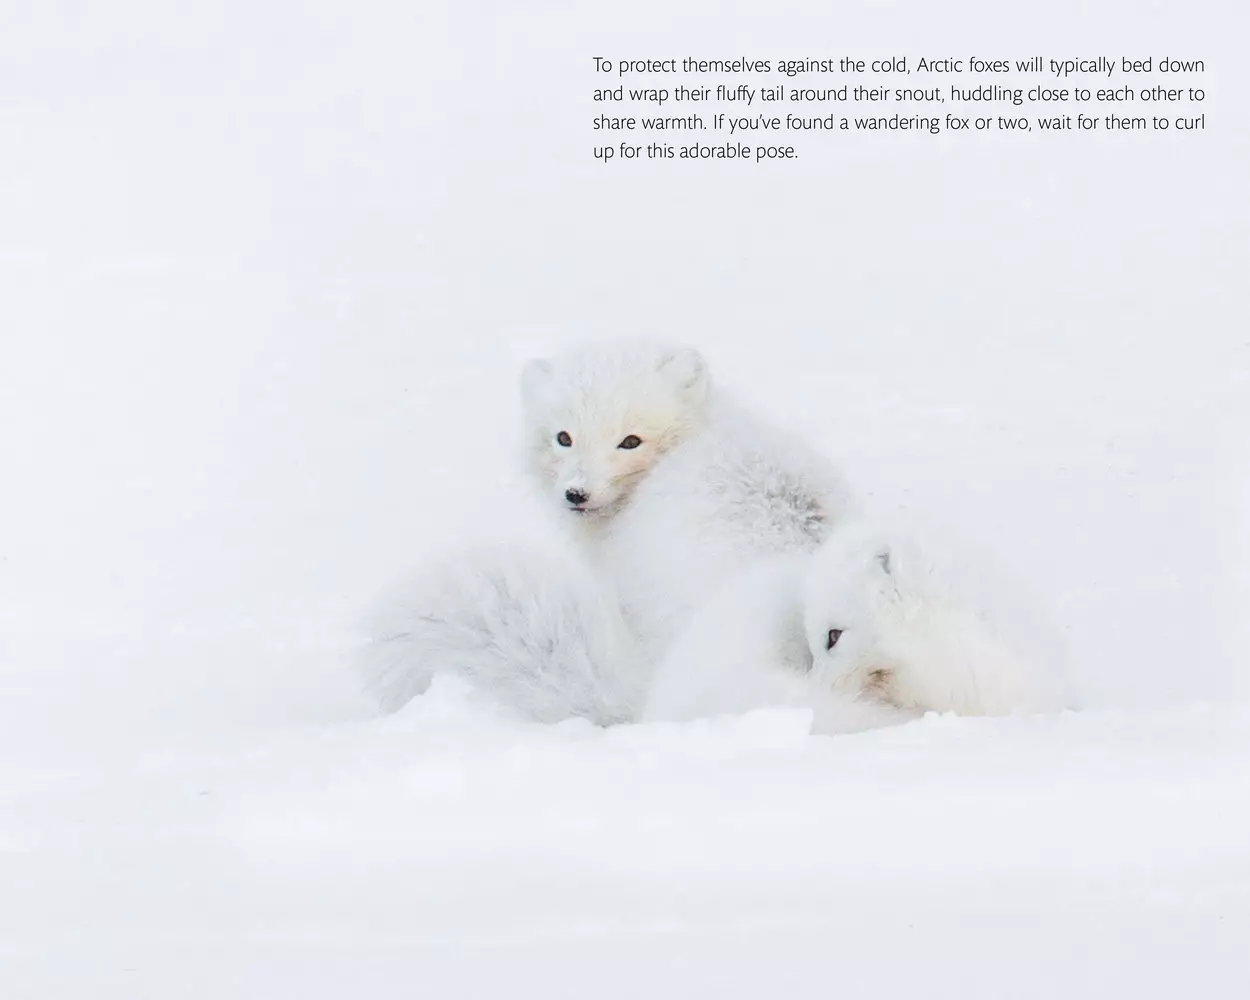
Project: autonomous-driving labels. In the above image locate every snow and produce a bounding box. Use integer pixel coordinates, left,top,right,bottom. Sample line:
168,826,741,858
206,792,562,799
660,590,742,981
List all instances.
1,0,1249,996
4,685,1249,997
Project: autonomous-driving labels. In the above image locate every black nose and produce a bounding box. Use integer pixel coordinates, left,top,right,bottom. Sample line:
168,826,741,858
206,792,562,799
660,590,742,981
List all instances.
565,488,589,506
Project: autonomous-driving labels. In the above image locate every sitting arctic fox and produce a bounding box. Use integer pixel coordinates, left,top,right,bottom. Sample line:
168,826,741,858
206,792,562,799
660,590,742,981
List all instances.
644,523,1072,731
356,340,855,723
521,340,855,661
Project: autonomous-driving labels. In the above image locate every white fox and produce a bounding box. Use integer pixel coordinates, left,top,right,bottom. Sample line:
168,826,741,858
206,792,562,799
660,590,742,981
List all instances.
362,343,1067,729
802,524,1073,718
645,523,1073,731
359,340,856,722
520,339,855,662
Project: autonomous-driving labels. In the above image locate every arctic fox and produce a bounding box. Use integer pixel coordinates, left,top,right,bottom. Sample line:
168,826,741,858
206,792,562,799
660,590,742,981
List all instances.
521,340,855,661
357,542,641,725
645,524,1071,732
357,341,850,724
802,525,1073,717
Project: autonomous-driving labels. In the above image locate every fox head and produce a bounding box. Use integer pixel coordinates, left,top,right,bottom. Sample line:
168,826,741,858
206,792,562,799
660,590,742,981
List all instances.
802,526,1058,715
520,342,709,521
801,527,916,707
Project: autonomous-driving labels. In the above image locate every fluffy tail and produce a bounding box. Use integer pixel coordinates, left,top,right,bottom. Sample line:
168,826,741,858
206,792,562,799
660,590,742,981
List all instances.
357,543,640,725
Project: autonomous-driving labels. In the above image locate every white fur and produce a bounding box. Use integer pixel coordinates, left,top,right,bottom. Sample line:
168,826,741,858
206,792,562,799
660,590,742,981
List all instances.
363,342,1065,732
644,523,1072,731
803,524,1074,716
643,554,813,721
521,341,709,521
357,543,641,725
360,339,853,728
643,553,910,733
521,341,855,662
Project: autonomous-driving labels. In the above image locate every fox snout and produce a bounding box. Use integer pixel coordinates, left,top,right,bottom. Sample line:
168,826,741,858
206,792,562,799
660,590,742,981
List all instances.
564,487,590,507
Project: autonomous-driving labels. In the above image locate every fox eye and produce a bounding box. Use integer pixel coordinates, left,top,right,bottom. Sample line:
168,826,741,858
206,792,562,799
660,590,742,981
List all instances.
618,435,642,450
556,431,572,447
826,628,844,651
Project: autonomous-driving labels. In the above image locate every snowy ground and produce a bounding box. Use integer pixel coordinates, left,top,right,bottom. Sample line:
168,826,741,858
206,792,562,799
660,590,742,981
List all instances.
3,682,1249,998
2,1,1249,996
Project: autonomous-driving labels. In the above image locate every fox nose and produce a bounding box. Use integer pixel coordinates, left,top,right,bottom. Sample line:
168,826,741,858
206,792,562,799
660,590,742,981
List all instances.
565,488,589,506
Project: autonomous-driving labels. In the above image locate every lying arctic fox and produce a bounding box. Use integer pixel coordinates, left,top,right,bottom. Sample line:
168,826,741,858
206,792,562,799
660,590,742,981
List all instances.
357,542,640,725
803,524,1073,718
645,524,1072,731
521,340,855,661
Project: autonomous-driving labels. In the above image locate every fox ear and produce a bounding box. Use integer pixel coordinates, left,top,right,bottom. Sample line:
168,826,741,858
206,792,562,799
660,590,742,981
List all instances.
656,347,708,402
520,358,553,410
